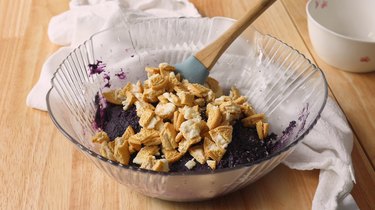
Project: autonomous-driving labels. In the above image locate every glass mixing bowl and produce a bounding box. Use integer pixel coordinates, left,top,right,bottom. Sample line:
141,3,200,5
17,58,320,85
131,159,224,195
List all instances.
47,17,327,201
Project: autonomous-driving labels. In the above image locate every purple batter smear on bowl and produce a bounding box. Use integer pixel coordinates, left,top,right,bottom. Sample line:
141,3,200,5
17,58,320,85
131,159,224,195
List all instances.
89,60,106,75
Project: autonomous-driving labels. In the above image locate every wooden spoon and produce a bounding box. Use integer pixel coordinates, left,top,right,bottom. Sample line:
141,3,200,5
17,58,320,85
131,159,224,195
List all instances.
174,0,277,84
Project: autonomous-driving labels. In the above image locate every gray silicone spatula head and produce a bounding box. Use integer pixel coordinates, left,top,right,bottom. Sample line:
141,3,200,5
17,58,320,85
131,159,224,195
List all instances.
173,0,276,84
174,55,209,85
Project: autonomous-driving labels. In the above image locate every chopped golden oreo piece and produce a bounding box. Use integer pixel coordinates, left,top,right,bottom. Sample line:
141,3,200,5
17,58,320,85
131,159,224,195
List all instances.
180,105,200,120
102,90,123,105
175,132,183,143
128,137,142,152
180,130,202,152
128,128,160,146
139,108,155,128
145,67,160,75
133,146,160,165
206,105,222,130
240,103,255,116
219,101,241,122
173,84,188,94
113,126,134,164
152,159,170,172
159,63,175,77
159,63,175,72
203,137,226,162
256,121,267,140
205,77,223,97
114,137,130,165
206,160,216,170
188,145,206,164
121,83,133,93
135,101,155,117
139,156,169,172
92,131,110,143
168,72,181,88
128,145,138,154
163,92,181,106
163,149,183,163
176,91,194,106
263,123,269,138
147,116,163,130
143,87,164,103
212,95,231,106
157,95,169,104
140,155,156,169
141,129,161,146
178,136,200,154
134,81,144,93
180,119,201,141
149,74,168,90
205,90,216,103
205,77,219,90
122,91,136,111
173,110,184,131
241,113,265,127
100,141,115,161
229,86,241,99
234,96,247,105
121,126,135,140
155,102,176,119
160,123,178,150
187,83,210,97
199,120,210,136
209,125,233,149
194,98,205,107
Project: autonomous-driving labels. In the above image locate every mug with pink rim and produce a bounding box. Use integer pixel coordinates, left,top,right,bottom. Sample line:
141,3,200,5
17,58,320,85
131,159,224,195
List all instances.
306,0,375,73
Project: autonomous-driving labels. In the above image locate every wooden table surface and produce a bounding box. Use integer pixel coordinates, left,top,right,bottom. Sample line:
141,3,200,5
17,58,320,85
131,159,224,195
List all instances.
1,0,374,209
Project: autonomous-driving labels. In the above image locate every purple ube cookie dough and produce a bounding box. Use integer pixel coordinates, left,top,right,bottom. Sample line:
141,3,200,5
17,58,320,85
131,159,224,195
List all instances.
94,99,283,172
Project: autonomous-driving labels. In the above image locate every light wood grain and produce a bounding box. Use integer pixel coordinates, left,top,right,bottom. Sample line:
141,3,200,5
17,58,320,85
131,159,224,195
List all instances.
0,0,374,209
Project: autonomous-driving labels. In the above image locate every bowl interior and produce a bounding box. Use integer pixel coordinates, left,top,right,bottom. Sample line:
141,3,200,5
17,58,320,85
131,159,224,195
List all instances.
47,16,327,200
307,0,375,42
48,17,327,172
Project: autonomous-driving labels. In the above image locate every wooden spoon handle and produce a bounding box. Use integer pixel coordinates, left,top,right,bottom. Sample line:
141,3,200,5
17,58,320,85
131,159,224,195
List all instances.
194,0,277,70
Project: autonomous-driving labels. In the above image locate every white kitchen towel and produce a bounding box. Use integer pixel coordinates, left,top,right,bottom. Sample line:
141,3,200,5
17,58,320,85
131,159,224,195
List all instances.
27,0,200,111
26,1,357,210
283,97,357,210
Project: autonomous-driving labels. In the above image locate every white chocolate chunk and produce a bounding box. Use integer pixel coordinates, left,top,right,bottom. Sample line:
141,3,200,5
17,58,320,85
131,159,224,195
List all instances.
185,158,196,170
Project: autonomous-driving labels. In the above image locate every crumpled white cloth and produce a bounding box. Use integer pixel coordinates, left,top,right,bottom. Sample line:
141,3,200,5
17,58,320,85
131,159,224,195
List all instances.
283,98,357,210
26,1,357,209
27,0,200,111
